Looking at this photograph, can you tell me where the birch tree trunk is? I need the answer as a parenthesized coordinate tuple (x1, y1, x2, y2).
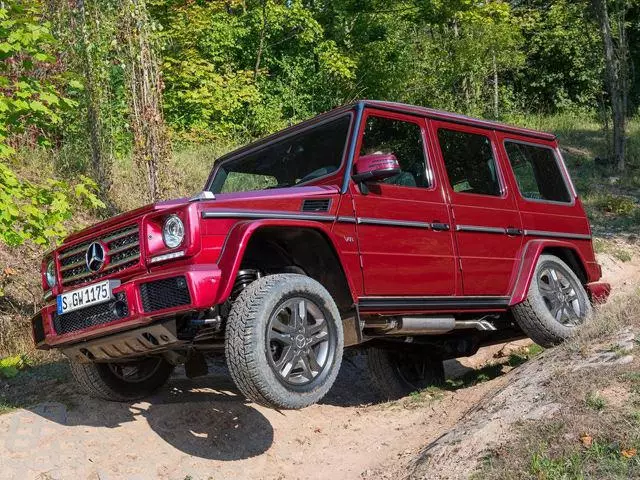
(119, 0, 170, 202)
(592, 0, 627, 172)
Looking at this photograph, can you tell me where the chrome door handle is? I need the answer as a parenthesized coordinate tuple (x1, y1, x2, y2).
(506, 227, 523, 236)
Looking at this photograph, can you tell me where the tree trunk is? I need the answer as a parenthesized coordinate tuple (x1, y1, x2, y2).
(119, 0, 170, 202)
(492, 49, 499, 118)
(254, 0, 267, 81)
(76, 0, 114, 206)
(592, 0, 627, 172)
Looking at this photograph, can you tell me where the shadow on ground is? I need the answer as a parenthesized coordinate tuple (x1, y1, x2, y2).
(3, 350, 527, 462)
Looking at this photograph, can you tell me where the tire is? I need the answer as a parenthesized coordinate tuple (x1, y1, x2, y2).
(512, 254, 593, 347)
(225, 274, 344, 409)
(367, 347, 445, 400)
(70, 356, 174, 402)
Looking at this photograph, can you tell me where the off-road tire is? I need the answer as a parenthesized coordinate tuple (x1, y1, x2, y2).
(70, 357, 174, 402)
(512, 254, 593, 347)
(367, 347, 445, 400)
(225, 274, 344, 409)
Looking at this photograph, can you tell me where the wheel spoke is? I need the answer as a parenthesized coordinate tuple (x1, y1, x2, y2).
(305, 317, 326, 336)
(306, 348, 322, 373)
(299, 356, 314, 380)
(549, 269, 560, 289)
(269, 330, 292, 345)
(272, 316, 294, 334)
(308, 330, 328, 347)
(276, 347, 296, 376)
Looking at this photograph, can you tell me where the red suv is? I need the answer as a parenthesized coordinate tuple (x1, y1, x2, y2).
(32, 101, 610, 408)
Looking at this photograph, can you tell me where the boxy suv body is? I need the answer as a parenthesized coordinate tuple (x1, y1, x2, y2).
(32, 101, 610, 408)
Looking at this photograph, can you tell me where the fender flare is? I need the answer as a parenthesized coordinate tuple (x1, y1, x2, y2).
(213, 218, 358, 306)
(509, 239, 591, 306)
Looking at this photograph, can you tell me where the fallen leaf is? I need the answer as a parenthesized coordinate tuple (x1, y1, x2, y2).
(580, 434, 593, 447)
(622, 448, 637, 458)
(3, 267, 16, 276)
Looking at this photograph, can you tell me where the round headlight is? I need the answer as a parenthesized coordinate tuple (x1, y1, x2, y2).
(162, 215, 185, 249)
(46, 260, 56, 288)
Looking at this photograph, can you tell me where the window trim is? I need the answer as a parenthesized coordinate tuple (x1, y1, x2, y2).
(502, 138, 575, 206)
(352, 109, 437, 192)
(206, 112, 354, 193)
(436, 126, 506, 199)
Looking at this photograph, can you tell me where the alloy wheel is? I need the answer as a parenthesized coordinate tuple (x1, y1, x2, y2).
(266, 297, 332, 386)
(537, 265, 585, 327)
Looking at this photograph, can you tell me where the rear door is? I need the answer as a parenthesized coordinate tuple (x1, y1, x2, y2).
(350, 109, 457, 296)
(429, 121, 523, 296)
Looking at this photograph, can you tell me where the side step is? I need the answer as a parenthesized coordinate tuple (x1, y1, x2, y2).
(62, 320, 183, 363)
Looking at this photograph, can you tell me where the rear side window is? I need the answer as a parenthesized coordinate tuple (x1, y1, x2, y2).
(437, 129, 501, 196)
(504, 141, 571, 203)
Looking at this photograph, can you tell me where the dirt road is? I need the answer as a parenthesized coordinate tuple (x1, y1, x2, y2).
(0, 246, 636, 480)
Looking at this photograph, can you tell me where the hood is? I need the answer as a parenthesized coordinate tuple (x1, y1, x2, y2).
(63, 197, 190, 244)
(63, 185, 340, 244)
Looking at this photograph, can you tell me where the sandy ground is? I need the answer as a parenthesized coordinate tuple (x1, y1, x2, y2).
(0, 245, 637, 480)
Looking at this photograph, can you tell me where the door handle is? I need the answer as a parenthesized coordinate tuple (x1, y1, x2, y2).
(431, 222, 450, 231)
(506, 227, 523, 236)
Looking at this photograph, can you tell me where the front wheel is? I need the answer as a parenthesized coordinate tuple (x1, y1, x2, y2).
(225, 274, 344, 409)
(512, 254, 593, 347)
(70, 356, 174, 402)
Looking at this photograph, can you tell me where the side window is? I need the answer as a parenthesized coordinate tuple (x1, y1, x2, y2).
(504, 141, 571, 203)
(359, 116, 430, 188)
(437, 129, 501, 196)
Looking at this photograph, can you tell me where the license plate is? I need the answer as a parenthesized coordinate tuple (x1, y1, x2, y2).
(56, 280, 113, 315)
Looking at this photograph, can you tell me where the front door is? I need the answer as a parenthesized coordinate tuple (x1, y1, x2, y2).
(429, 120, 523, 296)
(350, 109, 456, 296)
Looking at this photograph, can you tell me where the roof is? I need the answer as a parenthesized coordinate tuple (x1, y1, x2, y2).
(213, 100, 555, 167)
(359, 100, 556, 141)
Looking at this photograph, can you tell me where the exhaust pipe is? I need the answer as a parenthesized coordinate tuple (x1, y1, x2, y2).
(364, 316, 497, 335)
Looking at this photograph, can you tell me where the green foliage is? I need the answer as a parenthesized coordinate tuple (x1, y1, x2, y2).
(0, 162, 104, 246)
(0, 354, 27, 378)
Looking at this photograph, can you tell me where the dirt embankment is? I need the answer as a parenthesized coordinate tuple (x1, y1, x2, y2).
(0, 244, 637, 480)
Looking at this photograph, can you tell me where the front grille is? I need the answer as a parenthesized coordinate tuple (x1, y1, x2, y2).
(58, 224, 141, 287)
(32, 313, 46, 344)
(140, 276, 191, 313)
(53, 293, 129, 335)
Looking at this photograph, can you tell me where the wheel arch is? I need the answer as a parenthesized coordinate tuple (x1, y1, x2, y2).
(215, 219, 356, 313)
(509, 240, 590, 306)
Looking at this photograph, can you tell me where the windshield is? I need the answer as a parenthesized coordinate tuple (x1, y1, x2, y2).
(208, 114, 352, 193)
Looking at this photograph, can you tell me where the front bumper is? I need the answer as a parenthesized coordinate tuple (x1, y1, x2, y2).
(32, 264, 222, 349)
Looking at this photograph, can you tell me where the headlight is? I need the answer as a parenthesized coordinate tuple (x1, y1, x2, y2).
(162, 215, 185, 249)
(45, 260, 56, 288)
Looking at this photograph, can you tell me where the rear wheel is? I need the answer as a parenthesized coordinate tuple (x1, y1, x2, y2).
(225, 274, 344, 409)
(70, 356, 174, 402)
(512, 254, 592, 347)
(367, 347, 445, 400)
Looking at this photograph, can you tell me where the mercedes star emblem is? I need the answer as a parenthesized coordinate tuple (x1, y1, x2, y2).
(85, 242, 106, 272)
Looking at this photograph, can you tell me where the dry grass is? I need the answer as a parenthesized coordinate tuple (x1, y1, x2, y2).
(478, 292, 640, 479)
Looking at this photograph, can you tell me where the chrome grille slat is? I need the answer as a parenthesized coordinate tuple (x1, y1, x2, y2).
(59, 243, 91, 261)
(60, 259, 85, 273)
(62, 255, 141, 284)
(103, 227, 139, 244)
(58, 224, 141, 287)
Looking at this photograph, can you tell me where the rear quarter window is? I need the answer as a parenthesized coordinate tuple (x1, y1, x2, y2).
(504, 141, 572, 203)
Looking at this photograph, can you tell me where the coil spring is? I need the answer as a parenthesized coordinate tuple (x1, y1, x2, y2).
(232, 269, 261, 299)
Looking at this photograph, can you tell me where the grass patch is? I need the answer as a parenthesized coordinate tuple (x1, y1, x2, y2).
(585, 391, 607, 411)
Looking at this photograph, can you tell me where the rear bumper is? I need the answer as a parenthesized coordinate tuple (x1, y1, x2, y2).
(585, 281, 611, 303)
(32, 264, 222, 349)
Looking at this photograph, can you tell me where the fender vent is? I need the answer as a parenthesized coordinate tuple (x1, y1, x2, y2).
(302, 198, 331, 212)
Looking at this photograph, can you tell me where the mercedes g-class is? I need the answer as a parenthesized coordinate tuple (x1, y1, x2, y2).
(32, 100, 611, 408)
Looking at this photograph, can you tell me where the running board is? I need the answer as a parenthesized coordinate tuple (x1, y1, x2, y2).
(358, 296, 510, 312)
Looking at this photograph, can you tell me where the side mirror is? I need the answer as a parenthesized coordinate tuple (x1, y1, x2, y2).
(352, 153, 401, 183)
